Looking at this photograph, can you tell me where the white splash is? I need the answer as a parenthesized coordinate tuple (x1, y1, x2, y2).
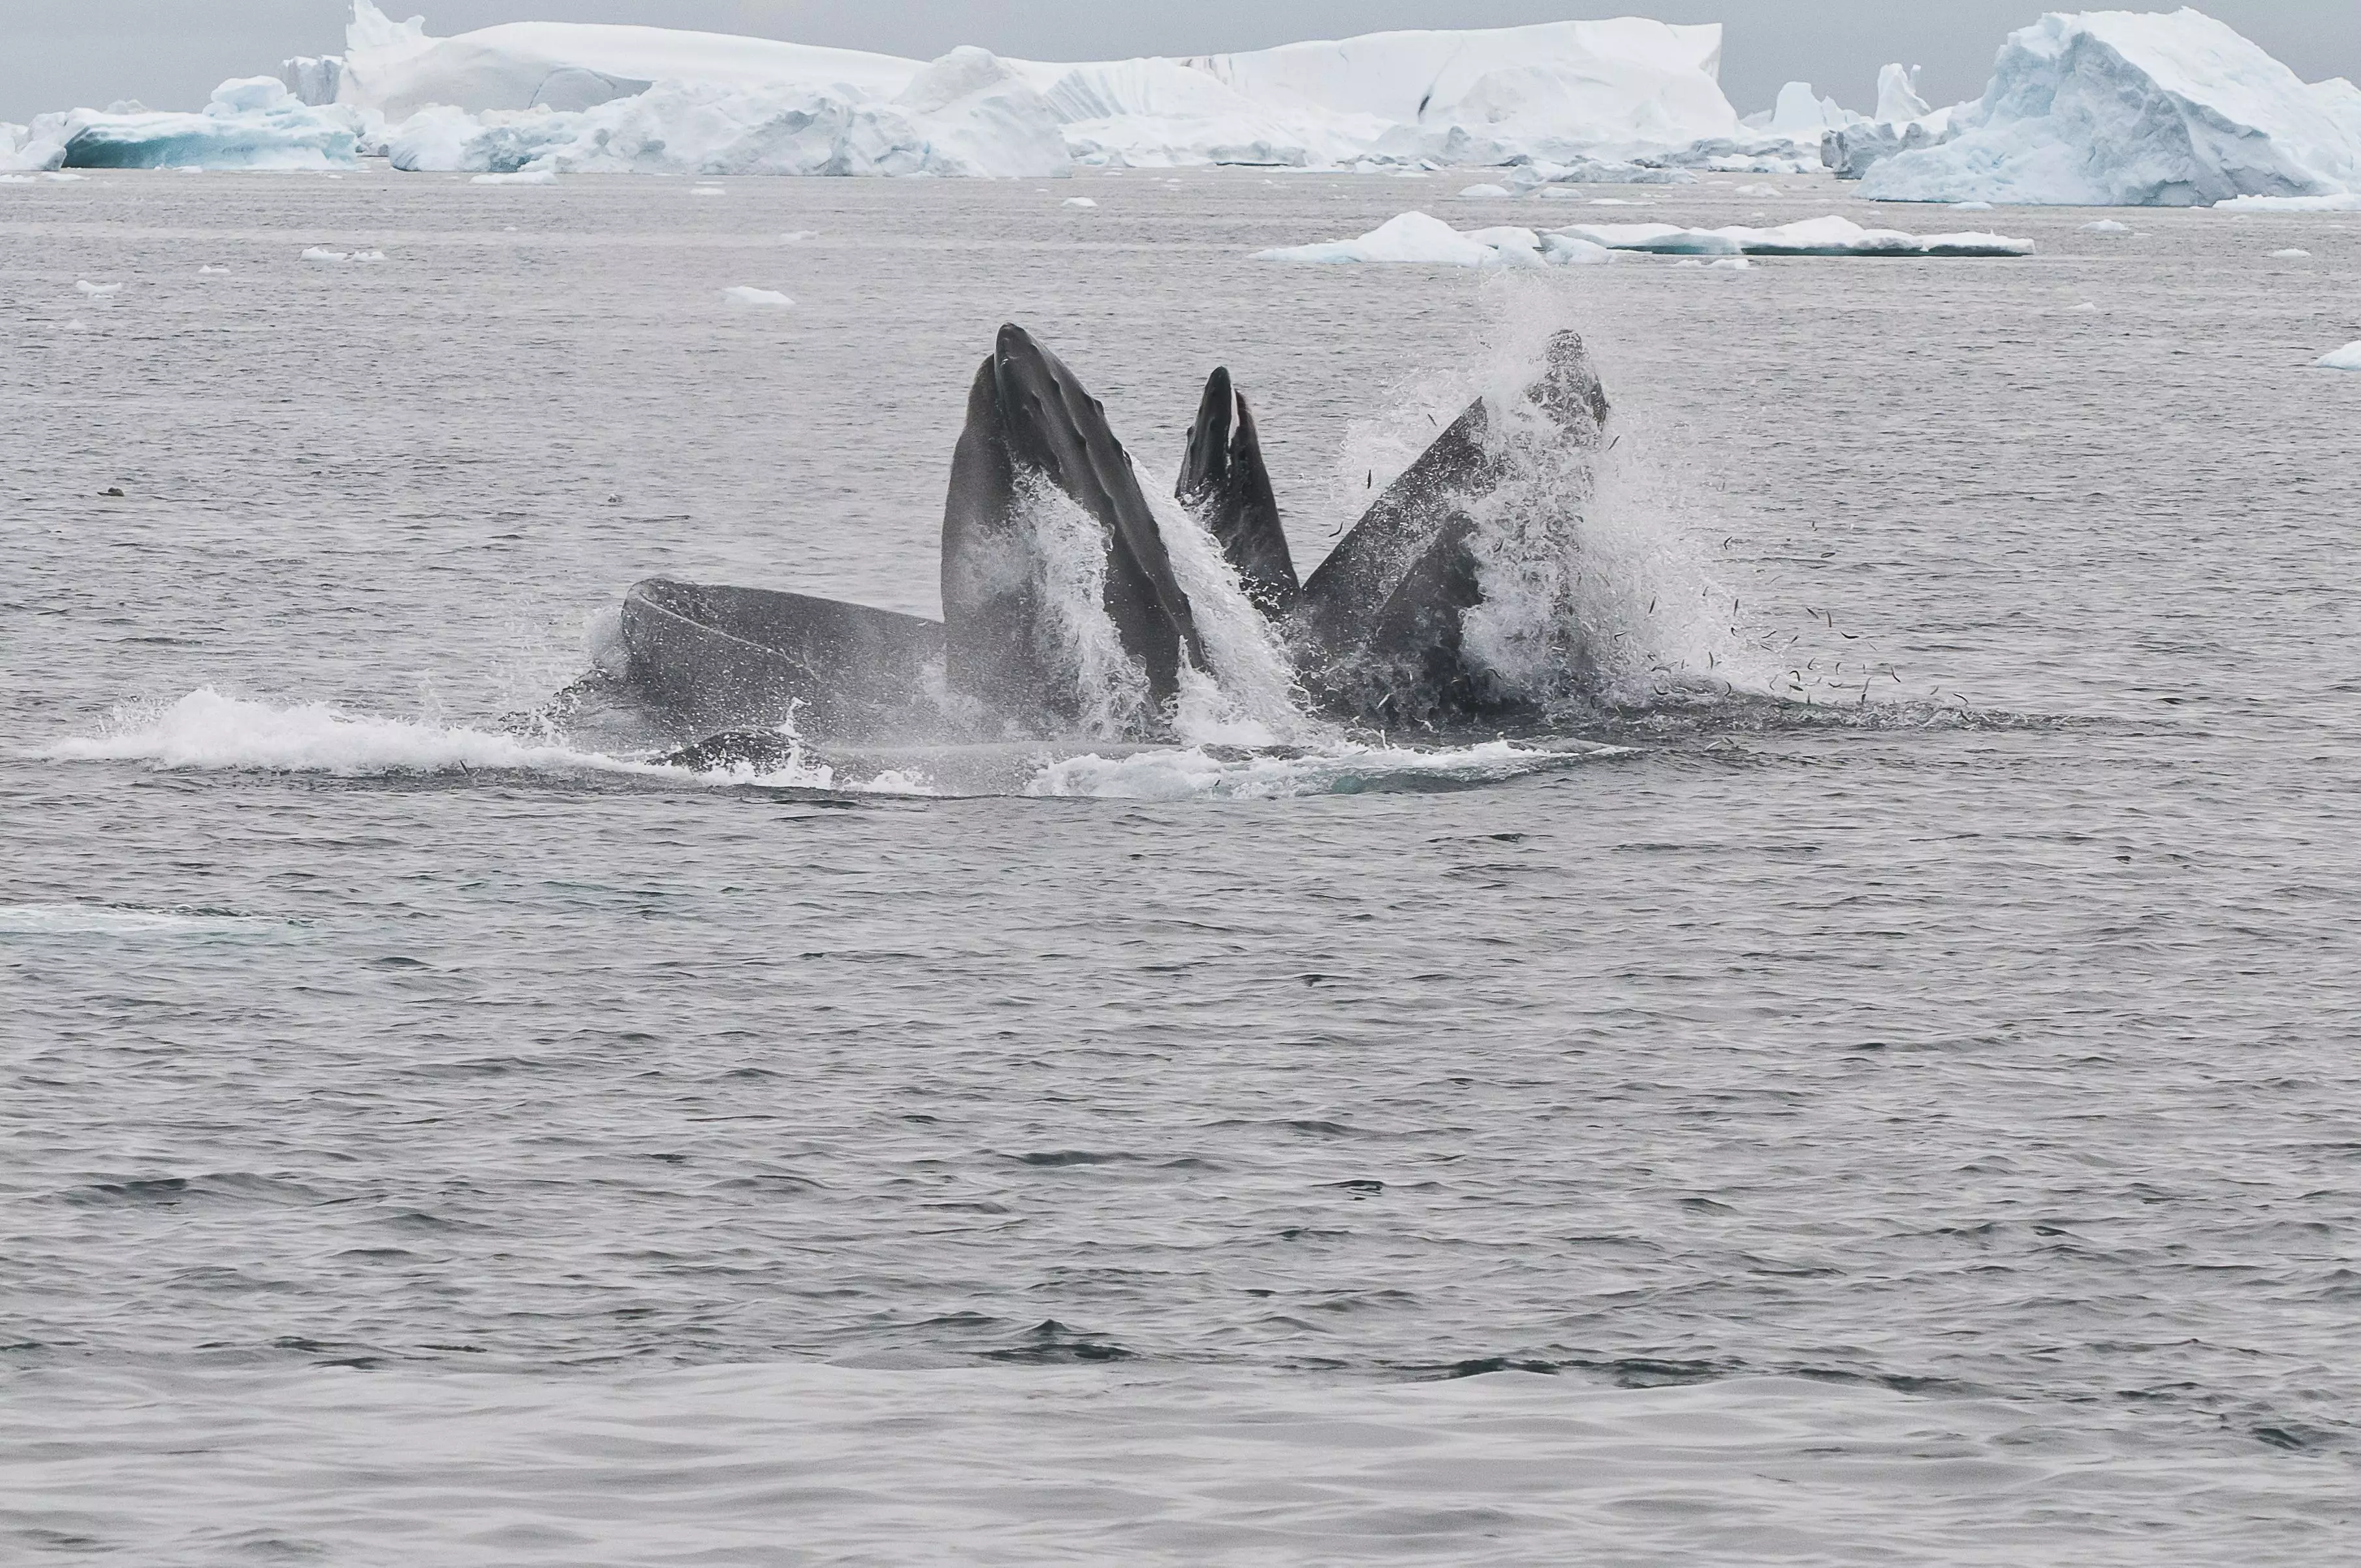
(1011, 475, 1151, 739)
(1137, 465, 1325, 747)
(1323, 275, 1775, 712)
(35, 687, 837, 788)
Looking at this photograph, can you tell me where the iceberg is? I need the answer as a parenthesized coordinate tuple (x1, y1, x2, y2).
(1861, 9, 2361, 206)
(290, 3, 1744, 176)
(1767, 82, 1857, 139)
(333, 1, 916, 119)
(1876, 64, 1934, 126)
(2319, 342, 2361, 372)
(2, 119, 68, 172)
(1252, 211, 1525, 267)
(1555, 215, 2034, 256)
(51, 77, 360, 170)
(388, 46, 1072, 178)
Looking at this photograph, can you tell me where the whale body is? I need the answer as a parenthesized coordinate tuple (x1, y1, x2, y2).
(611, 322, 1609, 747)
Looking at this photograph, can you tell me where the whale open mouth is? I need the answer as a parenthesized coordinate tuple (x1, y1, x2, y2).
(604, 320, 1614, 763)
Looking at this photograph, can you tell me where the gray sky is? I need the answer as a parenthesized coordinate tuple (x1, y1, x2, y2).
(6, 1, 2356, 124)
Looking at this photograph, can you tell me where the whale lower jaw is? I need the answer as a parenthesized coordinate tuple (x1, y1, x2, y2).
(612, 323, 1609, 744)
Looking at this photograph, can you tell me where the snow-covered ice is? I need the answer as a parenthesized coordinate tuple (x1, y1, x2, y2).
(2317, 342, 2361, 372)
(385, 44, 1073, 178)
(1862, 10, 2361, 206)
(1554, 214, 2032, 256)
(2083, 219, 2135, 233)
(2268, 247, 2310, 258)
(74, 280, 120, 296)
(1254, 211, 1522, 267)
(1458, 183, 1511, 198)
(1061, 196, 1097, 207)
(722, 286, 793, 308)
(198, 265, 230, 275)
(301, 247, 349, 262)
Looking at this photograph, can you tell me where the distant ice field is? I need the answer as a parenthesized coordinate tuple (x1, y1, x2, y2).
(5, 168, 2361, 1564)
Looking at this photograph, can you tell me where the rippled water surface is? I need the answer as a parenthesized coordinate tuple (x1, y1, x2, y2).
(6, 168, 2361, 1565)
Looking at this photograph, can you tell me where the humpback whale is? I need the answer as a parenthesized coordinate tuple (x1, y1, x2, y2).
(612, 323, 1608, 749)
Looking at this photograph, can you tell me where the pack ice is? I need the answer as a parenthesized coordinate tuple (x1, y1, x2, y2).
(1861, 9, 2361, 206)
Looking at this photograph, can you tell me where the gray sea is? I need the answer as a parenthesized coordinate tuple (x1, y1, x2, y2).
(5, 165, 2360, 1565)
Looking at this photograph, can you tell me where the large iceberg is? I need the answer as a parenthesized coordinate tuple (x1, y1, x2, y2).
(1861, 9, 2361, 206)
(291, 1, 1746, 176)
(328, 3, 917, 118)
(5, 79, 360, 170)
(390, 46, 1072, 178)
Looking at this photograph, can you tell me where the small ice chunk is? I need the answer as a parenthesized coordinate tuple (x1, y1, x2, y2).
(2082, 219, 2133, 233)
(2268, 247, 2310, 258)
(74, 279, 120, 295)
(1952, 200, 1994, 211)
(1732, 182, 1778, 197)
(1708, 256, 1752, 270)
(350, 249, 385, 262)
(1539, 233, 1612, 265)
(779, 230, 818, 242)
(301, 246, 348, 262)
(198, 264, 230, 275)
(723, 286, 793, 307)
(692, 184, 725, 196)
(1457, 183, 1510, 198)
(46, 171, 85, 182)
(1061, 195, 1097, 207)
(472, 167, 556, 185)
(2317, 341, 2361, 372)
(61, 317, 89, 332)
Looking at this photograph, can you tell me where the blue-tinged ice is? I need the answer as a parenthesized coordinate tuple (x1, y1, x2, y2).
(55, 79, 360, 170)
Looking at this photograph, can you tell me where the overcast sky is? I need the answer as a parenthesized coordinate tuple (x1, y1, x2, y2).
(5, 1, 2355, 124)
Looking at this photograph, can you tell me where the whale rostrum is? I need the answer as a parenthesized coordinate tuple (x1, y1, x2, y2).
(614, 322, 1609, 745)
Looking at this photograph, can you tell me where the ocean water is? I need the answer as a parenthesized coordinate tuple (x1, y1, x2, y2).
(5, 167, 2360, 1565)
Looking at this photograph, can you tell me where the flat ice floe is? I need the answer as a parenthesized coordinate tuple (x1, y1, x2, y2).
(2215, 193, 2361, 212)
(1581, 215, 2032, 256)
(1558, 215, 2031, 256)
(1861, 10, 2361, 206)
(1256, 211, 2032, 265)
(722, 286, 792, 308)
(2318, 342, 2361, 372)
